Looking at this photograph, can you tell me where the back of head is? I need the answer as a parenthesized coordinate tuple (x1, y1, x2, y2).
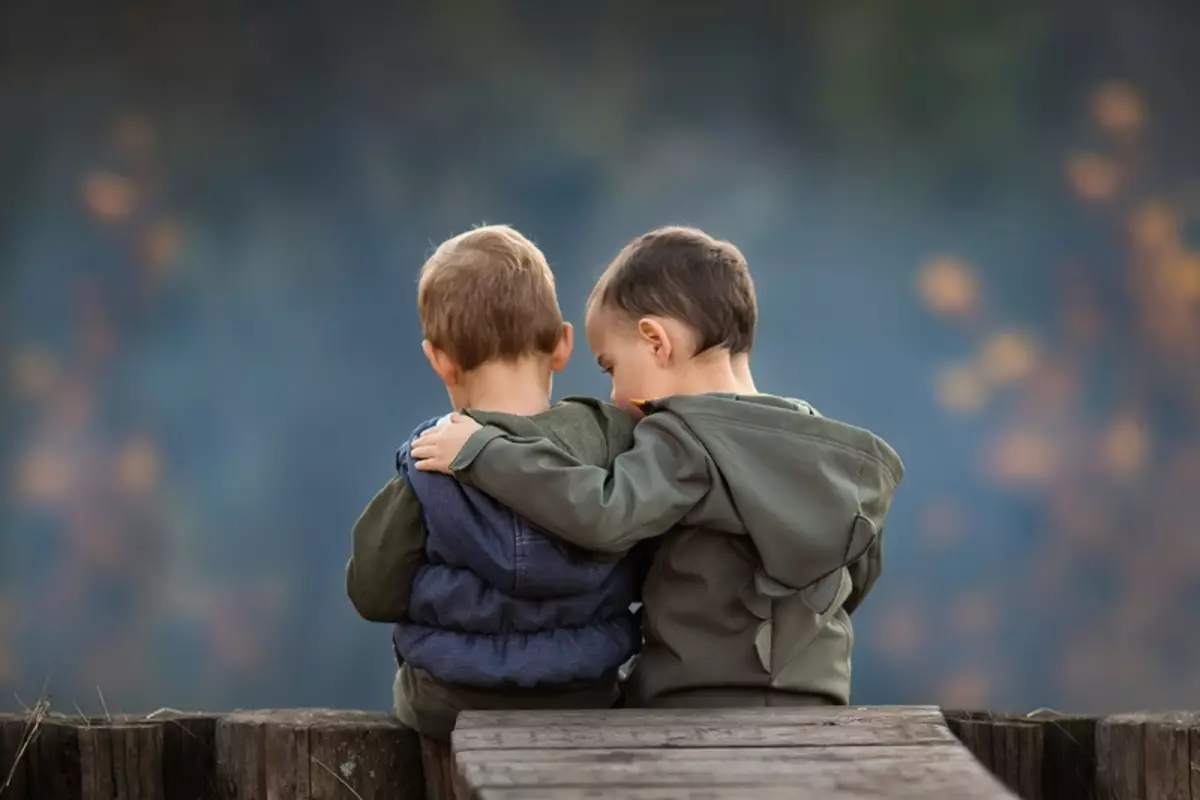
(588, 226, 757, 356)
(418, 225, 563, 371)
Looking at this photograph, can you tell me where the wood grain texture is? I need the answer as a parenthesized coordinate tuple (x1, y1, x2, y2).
(988, 721, 1043, 800)
(157, 713, 219, 800)
(451, 707, 1016, 800)
(1141, 712, 1197, 800)
(453, 716, 955, 752)
(1034, 713, 1097, 800)
(421, 736, 460, 800)
(456, 744, 964, 764)
(459, 751, 1013, 797)
(214, 708, 423, 800)
(473, 788, 1007, 800)
(944, 709, 1102, 800)
(78, 723, 164, 800)
(27, 719, 81, 800)
(1096, 713, 1146, 800)
(0, 713, 31, 800)
(455, 706, 943, 730)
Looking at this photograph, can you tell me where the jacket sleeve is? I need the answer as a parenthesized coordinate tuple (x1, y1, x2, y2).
(591, 400, 638, 459)
(346, 476, 427, 622)
(449, 412, 711, 553)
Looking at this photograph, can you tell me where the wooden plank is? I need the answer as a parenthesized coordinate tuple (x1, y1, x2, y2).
(475, 785, 1010, 800)
(28, 719, 81, 800)
(458, 743, 963, 763)
(420, 736, 460, 800)
(215, 712, 265, 800)
(1095, 713, 1145, 800)
(1191, 725, 1200, 800)
(452, 709, 1012, 799)
(156, 713, 218, 800)
(457, 746, 1014, 796)
(453, 719, 953, 751)
(988, 721, 1042, 800)
(458, 743, 964, 766)
(308, 715, 425, 799)
(215, 709, 424, 800)
(455, 706, 942, 730)
(1142, 712, 1196, 800)
(78, 723, 165, 800)
(457, 752, 977, 785)
(944, 710, 1100, 800)
(1029, 712, 1097, 800)
(1, 713, 31, 800)
(262, 716, 308, 800)
(950, 719, 995, 774)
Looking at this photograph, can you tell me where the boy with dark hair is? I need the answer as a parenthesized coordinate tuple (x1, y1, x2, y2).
(347, 225, 642, 740)
(412, 225, 902, 709)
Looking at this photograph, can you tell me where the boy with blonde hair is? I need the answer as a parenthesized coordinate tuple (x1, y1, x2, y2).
(412, 226, 903, 708)
(347, 225, 642, 740)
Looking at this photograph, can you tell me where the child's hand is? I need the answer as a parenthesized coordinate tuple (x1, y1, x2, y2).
(411, 413, 482, 474)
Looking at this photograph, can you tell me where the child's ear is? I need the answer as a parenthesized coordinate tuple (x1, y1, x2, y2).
(550, 322, 574, 373)
(637, 317, 672, 366)
(422, 340, 459, 386)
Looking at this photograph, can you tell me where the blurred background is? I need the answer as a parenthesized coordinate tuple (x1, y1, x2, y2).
(3, 0, 1199, 717)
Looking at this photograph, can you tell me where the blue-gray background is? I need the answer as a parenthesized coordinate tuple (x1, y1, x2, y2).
(3, 0, 1199, 715)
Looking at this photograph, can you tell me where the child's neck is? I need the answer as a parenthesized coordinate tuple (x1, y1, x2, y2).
(670, 351, 746, 397)
(733, 357, 758, 394)
(449, 359, 553, 416)
(735, 369, 758, 394)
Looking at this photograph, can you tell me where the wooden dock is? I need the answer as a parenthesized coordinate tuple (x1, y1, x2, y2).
(450, 706, 1012, 799)
(0, 705, 1190, 798)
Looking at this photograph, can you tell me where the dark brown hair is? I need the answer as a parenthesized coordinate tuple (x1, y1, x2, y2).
(589, 226, 756, 354)
(418, 225, 563, 371)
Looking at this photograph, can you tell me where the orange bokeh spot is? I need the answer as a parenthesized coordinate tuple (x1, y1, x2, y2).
(1066, 153, 1119, 202)
(1091, 81, 1144, 136)
(988, 428, 1057, 486)
(981, 330, 1039, 385)
(82, 171, 137, 221)
(1101, 413, 1150, 478)
(936, 363, 987, 414)
(917, 256, 979, 318)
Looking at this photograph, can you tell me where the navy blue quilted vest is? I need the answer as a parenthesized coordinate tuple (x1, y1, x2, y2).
(391, 417, 640, 688)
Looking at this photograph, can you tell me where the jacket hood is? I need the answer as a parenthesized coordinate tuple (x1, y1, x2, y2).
(640, 393, 903, 612)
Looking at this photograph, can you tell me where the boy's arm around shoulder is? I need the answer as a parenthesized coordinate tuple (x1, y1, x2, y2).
(346, 475, 427, 622)
(452, 403, 710, 554)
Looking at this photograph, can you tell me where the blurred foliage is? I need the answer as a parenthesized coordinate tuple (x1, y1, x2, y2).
(809, 0, 1049, 197)
(908, 77, 1200, 710)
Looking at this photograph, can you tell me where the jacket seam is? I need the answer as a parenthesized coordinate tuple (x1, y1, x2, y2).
(674, 411, 901, 486)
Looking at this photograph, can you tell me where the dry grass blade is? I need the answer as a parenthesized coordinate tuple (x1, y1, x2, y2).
(144, 707, 184, 720)
(311, 755, 366, 800)
(73, 701, 92, 729)
(96, 687, 111, 723)
(1, 696, 50, 796)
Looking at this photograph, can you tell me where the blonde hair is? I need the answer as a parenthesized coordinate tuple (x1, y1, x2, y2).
(418, 225, 563, 371)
